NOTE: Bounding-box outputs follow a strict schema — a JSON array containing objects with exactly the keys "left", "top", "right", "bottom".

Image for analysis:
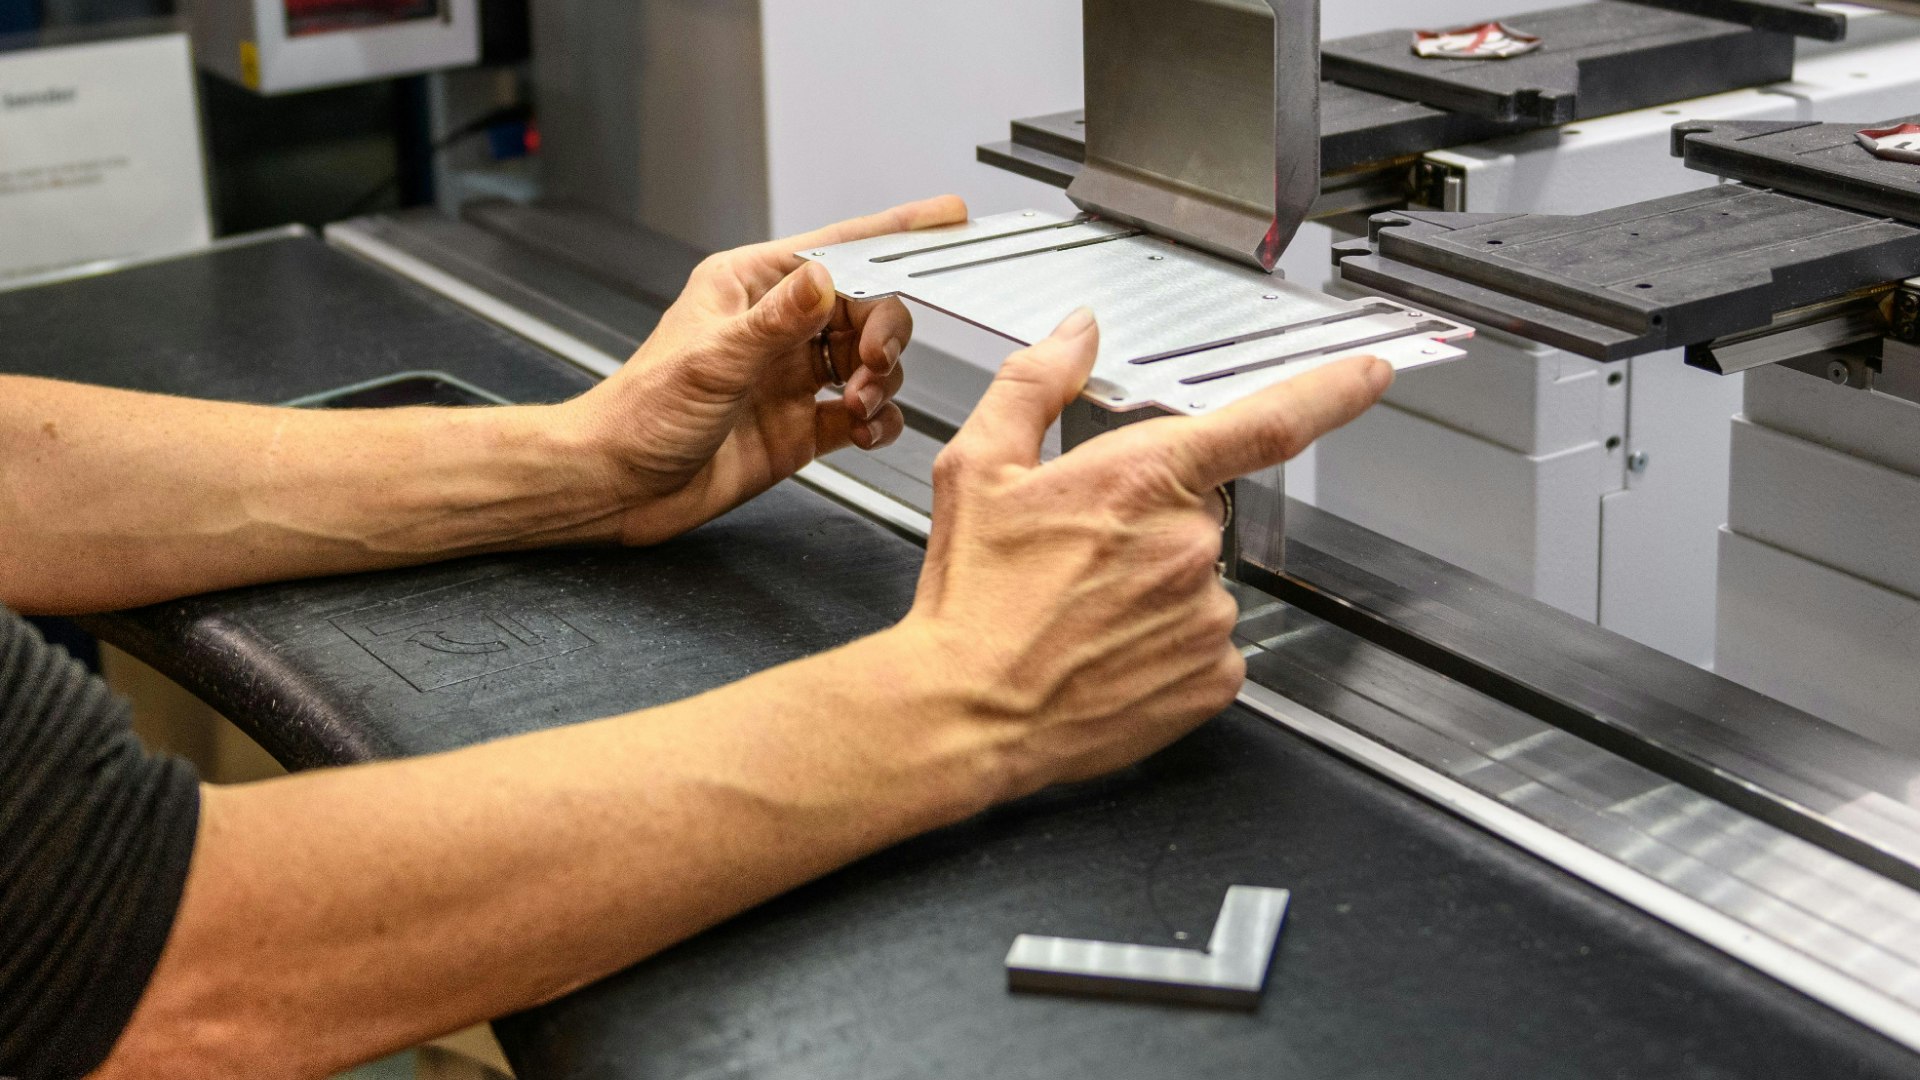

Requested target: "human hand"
[
  {"left": 898, "top": 310, "right": 1393, "bottom": 797},
  {"left": 566, "top": 196, "right": 969, "bottom": 546}
]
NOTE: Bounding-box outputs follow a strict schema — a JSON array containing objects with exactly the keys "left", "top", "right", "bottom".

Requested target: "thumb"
[
  {"left": 921, "top": 308, "right": 1097, "bottom": 608},
  {"left": 948, "top": 308, "right": 1101, "bottom": 470},
  {"left": 735, "top": 261, "right": 837, "bottom": 351}
]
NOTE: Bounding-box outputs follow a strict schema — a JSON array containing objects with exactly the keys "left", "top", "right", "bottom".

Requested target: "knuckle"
[
  {"left": 1147, "top": 436, "right": 1196, "bottom": 479},
  {"left": 1205, "top": 589, "right": 1241, "bottom": 637},
  {"left": 1137, "top": 440, "right": 1207, "bottom": 501},
  {"left": 933, "top": 441, "right": 978, "bottom": 486},
  {"left": 1174, "top": 519, "right": 1225, "bottom": 574},
  {"left": 1251, "top": 412, "right": 1305, "bottom": 464},
  {"left": 1210, "top": 651, "right": 1248, "bottom": 706},
  {"left": 1244, "top": 411, "right": 1305, "bottom": 463},
  {"left": 1107, "top": 456, "right": 1182, "bottom": 511},
  {"left": 719, "top": 313, "right": 768, "bottom": 352},
  {"left": 999, "top": 346, "right": 1053, "bottom": 385}
]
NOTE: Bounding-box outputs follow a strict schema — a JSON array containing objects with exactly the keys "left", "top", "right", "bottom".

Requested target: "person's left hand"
[{"left": 564, "top": 195, "right": 969, "bottom": 545}]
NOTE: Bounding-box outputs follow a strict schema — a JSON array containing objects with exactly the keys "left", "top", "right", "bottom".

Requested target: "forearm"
[
  {"left": 0, "top": 376, "right": 621, "bottom": 614},
  {"left": 101, "top": 626, "right": 1007, "bottom": 1080}
]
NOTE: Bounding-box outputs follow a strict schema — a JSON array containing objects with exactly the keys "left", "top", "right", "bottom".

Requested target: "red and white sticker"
[
  {"left": 1857, "top": 124, "right": 1920, "bottom": 165},
  {"left": 1413, "top": 22, "right": 1544, "bottom": 61}
]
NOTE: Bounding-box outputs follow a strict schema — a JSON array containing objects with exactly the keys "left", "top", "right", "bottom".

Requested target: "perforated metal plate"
[{"left": 801, "top": 211, "right": 1472, "bottom": 418}]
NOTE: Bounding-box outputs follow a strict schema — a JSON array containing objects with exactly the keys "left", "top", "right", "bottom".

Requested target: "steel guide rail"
[{"left": 1255, "top": 498, "right": 1920, "bottom": 912}]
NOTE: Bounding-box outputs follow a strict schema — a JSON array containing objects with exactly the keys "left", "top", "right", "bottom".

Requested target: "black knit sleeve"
[{"left": 0, "top": 609, "right": 201, "bottom": 1080}]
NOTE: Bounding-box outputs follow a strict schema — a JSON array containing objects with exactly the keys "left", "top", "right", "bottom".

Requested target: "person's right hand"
[{"left": 899, "top": 308, "right": 1394, "bottom": 799}]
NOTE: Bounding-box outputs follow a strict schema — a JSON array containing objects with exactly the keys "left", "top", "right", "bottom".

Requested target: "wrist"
[
  {"left": 559, "top": 394, "right": 697, "bottom": 531},
  {"left": 839, "top": 623, "right": 1026, "bottom": 822},
  {"left": 547, "top": 391, "right": 718, "bottom": 546},
  {"left": 860, "top": 620, "right": 1034, "bottom": 816},
  {"left": 455, "top": 403, "right": 634, "bottom": 549}
]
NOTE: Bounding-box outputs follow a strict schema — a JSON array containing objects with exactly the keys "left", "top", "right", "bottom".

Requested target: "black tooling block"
[{"left": 1322, "top": 1, "right": 1796, "bottom": 126}]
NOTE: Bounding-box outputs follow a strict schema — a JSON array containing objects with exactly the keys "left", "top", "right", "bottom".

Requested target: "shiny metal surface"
[
  {"left": 329, "top": 220, "right": 630, "bottom": 380},
  {"left": 1006, "top": 887, "right": 1290, "bottom": 1009},
  {"left": 800, "top": 210, "right": 1470, "bottom": 419},
  {"left": 1237, "top": 604, "right": 1920, "bottom": 1053},
  {"left": 1073, "top": 0, "right": 1318, "bottom": 270},
  {"left": 977, "top": 137, "right": 1415, "bottom": 222},
  {"left": 1872, "top": 340, "right": 1920, "bottom": 407},
  {"left": 327, "top": 212, "right": 666, "bottom": 366},
  {"left": 1264, "top": 504, "right": 1920, "bottom": 894},
  {"left": 793, "top": 462, "right": 935, "bottom": 544},
  {"left": 1235, "top": 670, "right": 1920, "bottom": 1056},
  {"left": 1689, "top": 292, "right": 1891, "bottom": 375}
]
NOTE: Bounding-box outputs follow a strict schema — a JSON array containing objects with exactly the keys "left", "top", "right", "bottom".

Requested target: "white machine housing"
[
  {"left": 0, "top": 29, "right": 210, "bottom": 287},
  {"left": 191, "top": 0, "right": 478, "bottom": 96},
  {"left": 1317, "top": 13, "right": 1920, "bottom": 677}
]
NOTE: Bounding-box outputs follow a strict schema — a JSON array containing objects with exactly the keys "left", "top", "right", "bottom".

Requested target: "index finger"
[
  {"left": 1159, "top": 355, "right": 1395, "bottom": 492},
  {"left": 759, "top": 195, "right": 970, "bottom": 275}
]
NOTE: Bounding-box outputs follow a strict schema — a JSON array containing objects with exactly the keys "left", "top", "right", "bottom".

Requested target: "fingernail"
[
  {"left": 793, "top": 263, "right": 827, "bottom": 312},
  {"left": 857, "top": 384, "right": 884, "bottom": 419},
  {"left": 865, "top": 419, "right": 885, "bottom": 446},
  {"left": 1052, "top": 307, "right": 1096, "bottom": 340},
  {"left": 1365, "top": 357, "right": 1395, "bottom": 393},
  {"left": 884, "top": 338, "right": 904, "bottom": 372}
]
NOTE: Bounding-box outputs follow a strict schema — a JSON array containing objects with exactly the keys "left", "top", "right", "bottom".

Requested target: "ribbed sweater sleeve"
[{"left": 0, "top": 608, "right": 200, "bottom": 1080}]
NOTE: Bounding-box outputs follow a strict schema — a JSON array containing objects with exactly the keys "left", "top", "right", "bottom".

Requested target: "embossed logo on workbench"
[{"left": 332, "top": 586, "right": 595, "bottom": 692}]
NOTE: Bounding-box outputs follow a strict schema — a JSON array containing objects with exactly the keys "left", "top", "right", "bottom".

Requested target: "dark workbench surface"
[{"left": 4, "top": 232, "right": 1914, "bottom": 1079}]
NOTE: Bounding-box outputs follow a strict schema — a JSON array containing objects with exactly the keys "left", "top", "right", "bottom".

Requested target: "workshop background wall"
[{"left": 532, "top": 0, "right": 769, "bottom": 253}]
